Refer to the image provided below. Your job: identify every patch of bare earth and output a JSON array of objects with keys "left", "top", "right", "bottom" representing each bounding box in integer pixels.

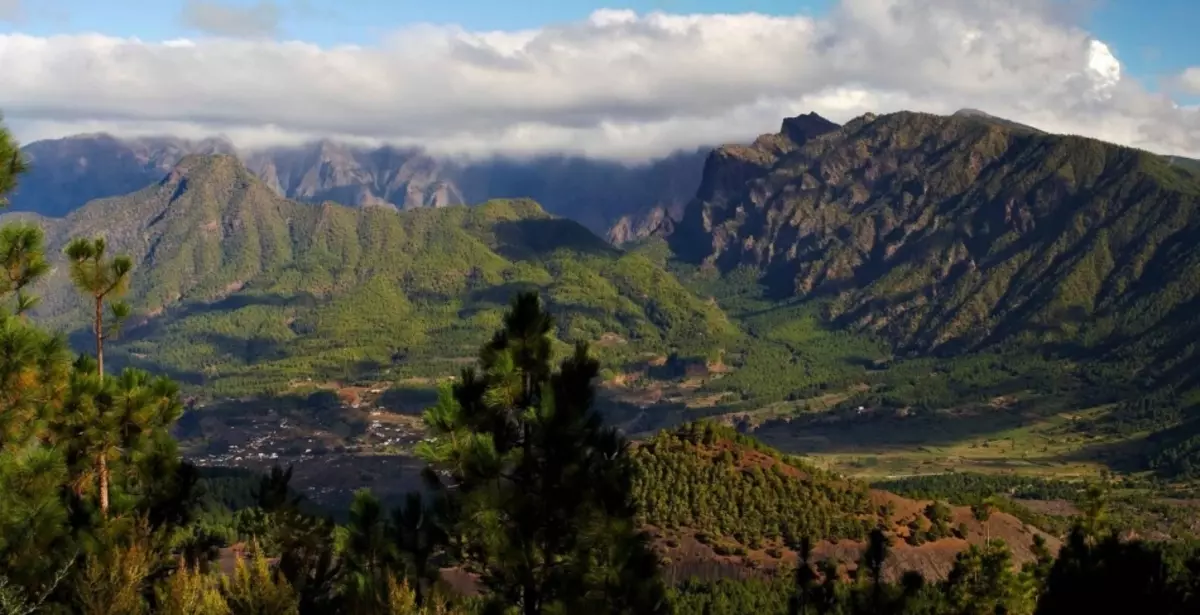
[
  {"left": 686, "top": 392, "right": 733, "bottom": 409},
  {"left": 652, "top": 500, "right": 1058, "bottom": 584},
  {"left": 596, "top": 332, "right": 627, "bottom": 347}
]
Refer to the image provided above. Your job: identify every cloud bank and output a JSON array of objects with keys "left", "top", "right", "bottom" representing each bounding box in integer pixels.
[
  {"left": 1, "top": 0, "right": 1198, "bottom": 160},
  {"left": 1177, "top": 67, "right": 1200, "bottom": 96}
]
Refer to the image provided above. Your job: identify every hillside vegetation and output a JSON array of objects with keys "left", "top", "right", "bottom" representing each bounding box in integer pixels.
[
  {"left": 631, "top": 423, "right": 1060, "bottom": 584},
  {"left": 668, "top": 110, "right": 1200, "bottom": 477},
  {"left": 674, "top": 110, "right": 1200, "bottom": 364},
  {"left": 633, "top": 423, "right": 876, "bottom": 546},
  {"left": 19, "top": 155, "right": 733, "bottom": 396}
]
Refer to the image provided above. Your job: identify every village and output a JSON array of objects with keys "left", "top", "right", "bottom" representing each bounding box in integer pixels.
[{"left": 183, "top": 382, "right": 436, "bottom": 506}]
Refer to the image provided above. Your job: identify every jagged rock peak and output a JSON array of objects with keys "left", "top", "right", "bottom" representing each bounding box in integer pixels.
[{"left": 780, "top": 112, "right": 841, "bottom": 146}]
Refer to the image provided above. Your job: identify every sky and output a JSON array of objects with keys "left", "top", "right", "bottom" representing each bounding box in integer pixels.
[{"left": 0, "top": 0, "right": 1197, "bottom": 160}]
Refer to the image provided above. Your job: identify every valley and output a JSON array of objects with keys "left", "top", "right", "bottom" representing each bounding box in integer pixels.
[{"left": 40, "top": 107, "right": 1196, "bottom": 512}]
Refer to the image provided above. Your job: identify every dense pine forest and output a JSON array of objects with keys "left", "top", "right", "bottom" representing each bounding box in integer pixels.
[{"left": 8, "top": 112, "right": 1200, "bottom": 614}]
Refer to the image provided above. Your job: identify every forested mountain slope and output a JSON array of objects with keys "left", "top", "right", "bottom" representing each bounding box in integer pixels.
[
  {"left": 632, "top": 423, "right": 1058, "bottom": 582},
  {"left": 1167, "top": 156, "right": 1200, "bottom": 174},
  {"left": 15, "top": 154, "right": 733, "bottom": 396},
  {"left": 671, "top": 110, "right": 1200, "bottom": 387}
]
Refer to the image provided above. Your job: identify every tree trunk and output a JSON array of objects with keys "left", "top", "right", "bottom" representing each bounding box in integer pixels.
[
  {"left": 522, "top": 581, "right": 539, "bottom": 615},
  {"left": 98, "top": 452, "right": 109, "bottom": 517},
  {"left": 94, "top": 296, "right": 104, "bottom": 378}
]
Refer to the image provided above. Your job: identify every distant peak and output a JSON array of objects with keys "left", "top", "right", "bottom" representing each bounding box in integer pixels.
[
  {"left": 160, "top": 153, "right": 244, "bottom": 185},
  {"left": 313, "top": 138, "right": 347, "bottom": 152},
  {"left": 780, "top": 112, "right": 840, "bottom": 146},
  {"left": 951, "top": 108, "right": 1043, "bottom": 133},
  {"left": 74, "top": 131, "right": 117, "bottom": 139},
  {"left": 953, "top": 108, "right": 991, "bottom": 118},
  {"left": 196, "top": 135, "right": 236, "bottom": 149},
  {"left": 174, "top": 152, "right": 239, "bottom": 168},
  {"left": 49, "top": 132, "right": 122, "bottom": 145}
]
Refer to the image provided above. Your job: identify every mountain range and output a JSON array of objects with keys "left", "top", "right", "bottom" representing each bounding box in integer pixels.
[
  {"left": 16, "top": 153, "right": 732, "bottom": 397},
  {"left": 9, "top": 106, "right": 1200, "bottom": 475},
  {"left": 10, "top": 134, "right": 708, "bottom": 243},
  {"left": 17, "top": 109, "right": 1200, "bottom": 386}
]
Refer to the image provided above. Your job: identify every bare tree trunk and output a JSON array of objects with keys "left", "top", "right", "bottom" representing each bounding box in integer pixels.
[
  {"left": 98, "top": 453, "right": 109, "bottom": 517},
  {"left": 94, "top": 296, "right": 104, "bottom": 378}
]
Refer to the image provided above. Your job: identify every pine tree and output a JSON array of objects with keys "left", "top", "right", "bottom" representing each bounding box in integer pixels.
[
  {"left": 274, "top": 510, "right": 343, "bottom": 615},
  {"left": 0, "top": 161, "right": 61, "bottom": 442},
  {"left": 0, "top": 294, "right": 69, "bottom": 442},
  {"left": 73, "top": 523, "right": 155, "bottom": 615},
  {"left": 971, "top": 500, "right": 994, "bottom": 542},
  {"left": 256, "top": 466, "right": 301, "bottom": 513},
  {"left": 383, "top": 575, "right": 456, "bottom": 615},
  {"left": 418, "top": 292, "right": 666, "bottom": 615},
  {"left": 0, "top": 114, "right": 25, "bottom": 208},
  {"left": 0, "top": 114, "right": 77, "bottom": 607},
  {"left": 340, "top": 490, "right": 393, "bottom": 614},
  {"left": 0, "top": 225, "right": 50, "bottom": 317},
  {"left": 390, "top": 492, "right": 447, "bottom": 606},
  {"left": 65, "top": 237, "right": 133, "bottom": 379},
  {"left": 155, "top": 559, "right": 230, "bottom": 615},
  {"left": 945, "top": 540, "right": 1027, "bottom": 615},
  {"left": 858, "top": 527, "right": 890, "bottom": 614},
  {"left": 62, "top": 367, "right": 182, "bottom": 517},
  {"left": 222, "top": 542, "right": 300, "bottom": 615},
  {"left": 788, "top": 536, "right": 818, "bottom": 615}
]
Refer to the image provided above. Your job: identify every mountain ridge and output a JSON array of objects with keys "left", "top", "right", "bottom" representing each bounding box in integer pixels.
[
  {"left": 9, "top": 133, "right": 710, "bottom": 242},
  {"left": 671, "top": 109, "right": 1200, "bottom": 367},
  {"left": 13, "top": 133, "right": 237, "bottom": 217},
  {"left": 17, "top": 153, "right": 735, "bottom": 396}
]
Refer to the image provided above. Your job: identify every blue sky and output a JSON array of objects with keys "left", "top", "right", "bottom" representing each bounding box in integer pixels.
[
  {"left": 2, "top": 0, "right": 1194, "bottom": 88},
  {"left": 1086, "top": 0, "right": 1197, "bottom": 87},
  {"left": 7, "top": 0, "right": 827, "bottom": 40}
]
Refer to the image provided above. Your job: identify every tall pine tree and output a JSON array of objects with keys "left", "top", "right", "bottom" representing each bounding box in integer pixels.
[
  {"left": 65, "top": 237, "right": 133, "bottom": 379},
  {"left": 418, "top": 292, "right": 666, "bottom": 615}
]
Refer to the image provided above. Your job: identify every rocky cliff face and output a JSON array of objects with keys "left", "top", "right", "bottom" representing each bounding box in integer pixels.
[
  {"left": 671, "top": 112, "right": 841, "bottom": 262},
  {"left": 669, "top": 110, "right": 1200, "bottom": 362},
  {"left": 606, "top": 206, "right": 675, "bottom": 245},
  {"left": 242, "top": 141, "right": 465, "bottom": 210}
]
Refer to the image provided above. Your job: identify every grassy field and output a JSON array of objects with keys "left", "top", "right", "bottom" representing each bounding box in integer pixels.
[{"left": 746, "top": 394, "right": 1139, "bottom": 480}]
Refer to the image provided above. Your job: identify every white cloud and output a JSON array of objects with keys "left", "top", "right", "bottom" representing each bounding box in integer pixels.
[
  {"left": 1, "top": 0, "right": 1198, "bottom": 160},
  {"left": 180, "top": 0, "right": 282, "bottom": 39},
  {"left": 1177, "top": 67, "right": 1200, "bottom": 96}
]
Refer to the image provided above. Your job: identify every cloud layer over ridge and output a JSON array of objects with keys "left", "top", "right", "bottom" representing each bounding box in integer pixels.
[{"left": 1, "top": 0, "right": 1198, "bottom": 160}]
